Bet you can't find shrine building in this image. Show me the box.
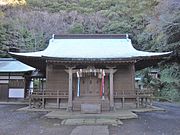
[9,34,171,112]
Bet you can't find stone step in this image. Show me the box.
[81,104,101,114]
[73,98,110,111]
[74,96,101,101]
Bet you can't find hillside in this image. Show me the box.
[0,0,179,101]
[0,0,179,52]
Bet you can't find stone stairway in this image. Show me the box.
[73,96,110,112]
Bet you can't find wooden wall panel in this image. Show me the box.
[73,78,77,97]
[104,75,109,97]
[0,84,8,101]
[46,66,68,92]
[114,64,135,94]
[9,80,24,88]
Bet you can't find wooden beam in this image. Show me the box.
[65,69,117,74]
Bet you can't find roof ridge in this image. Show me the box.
[54,34,130,39]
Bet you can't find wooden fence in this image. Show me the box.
[28,89,153,109]
[114,89,153,108]
[28,89,68,108]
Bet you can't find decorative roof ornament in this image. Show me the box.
[52,34,55,42]
[126,34,129,39]
[52,34,55,39]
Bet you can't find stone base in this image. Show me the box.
[81,104,101,114]
[67,106,72,112]
[110,106,115,111]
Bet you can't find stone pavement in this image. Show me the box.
[0,101,28,105]
[17,105,165,126]
[70,126,109,135]
[61,118,123,125]
[132,105,165,112]
[43,110,137,126]
[44,110,138,120]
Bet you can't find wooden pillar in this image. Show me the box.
[109,68,114,111]
[136,91,140,108]
[131,63,136,108]
[46,62,53,90]
[122,90,125,108]
[131,63,135,91]
[29,89,32,109]
[57,90,60,108]
[42,89,45,109]
[67,67,73,111]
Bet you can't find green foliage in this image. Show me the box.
[161,88,180,101]
[140,64,180,102]
[18,28,46,52]
[68,23,85,34]
[103,21,131,34]
[136,1,180,54]
[0,21,46,52]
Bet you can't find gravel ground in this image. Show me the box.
[0,104,75,135]
[110,102,180,135]
[0,102,180,135]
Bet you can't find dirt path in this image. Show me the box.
[0,102,180,135]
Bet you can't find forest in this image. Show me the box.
[0,0,179,101]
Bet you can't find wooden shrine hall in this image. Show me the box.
[10,34,171,112]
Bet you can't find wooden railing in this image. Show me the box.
[28,89,69,109]
[136,89,153,97]
[114,90,137,98]
[114,89,153,98]
[28,89,68,99]
[113,89,153,108]
[28,89,153,109]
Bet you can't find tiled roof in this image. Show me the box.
[9,36,171,59]
[0,58,35,72]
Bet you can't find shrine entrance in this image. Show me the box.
[80,77,100,97]
[72,67,115,111]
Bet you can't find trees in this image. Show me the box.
[1,0,160,52]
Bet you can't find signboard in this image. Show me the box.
[9,88,24,98]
